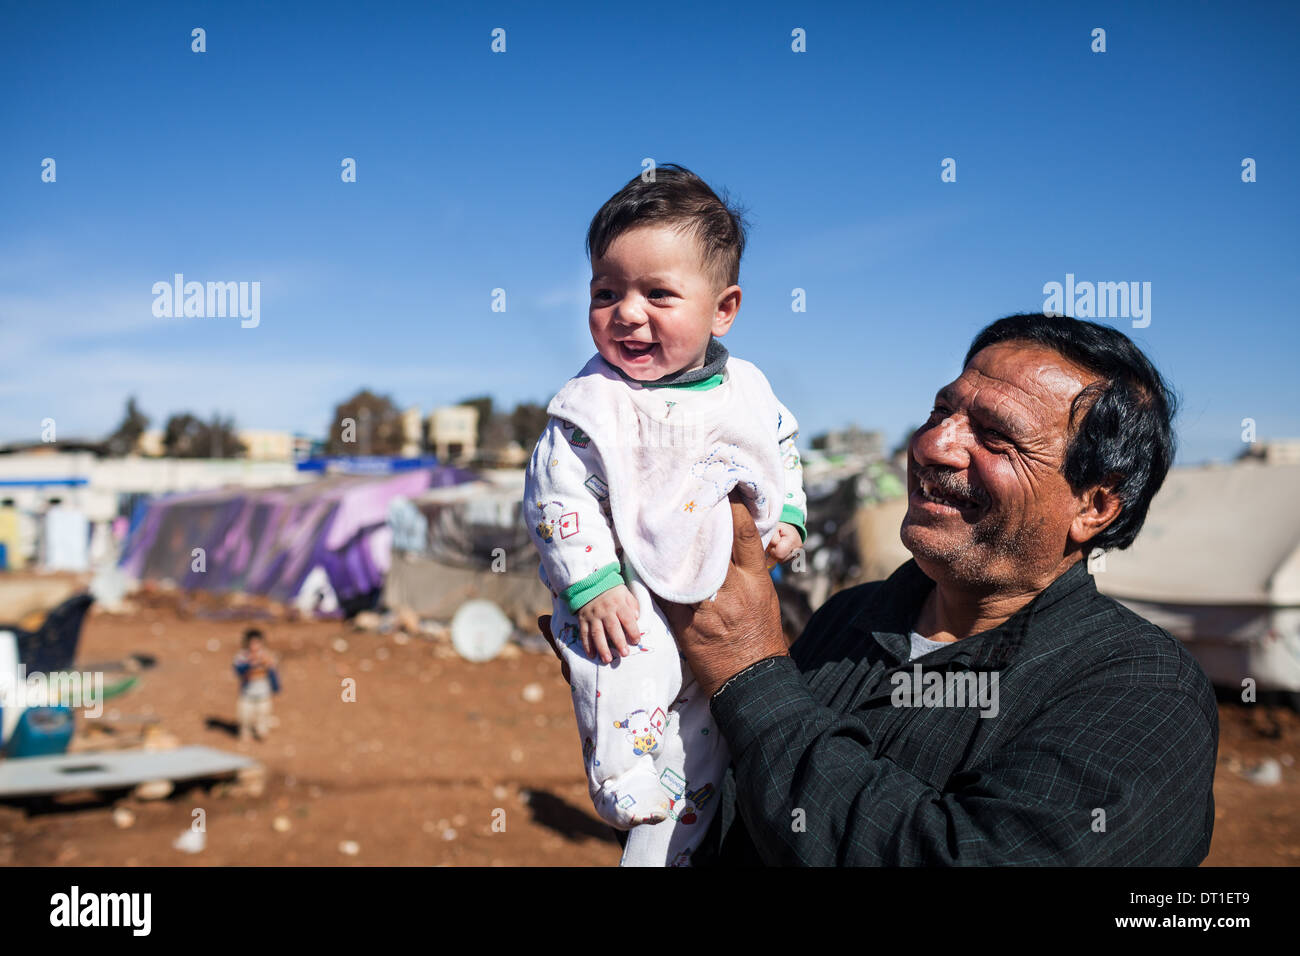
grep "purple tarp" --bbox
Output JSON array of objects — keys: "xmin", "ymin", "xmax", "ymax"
[{"xmin": 119, "ymin": 468, "xmax": 477, "ymax": 606}]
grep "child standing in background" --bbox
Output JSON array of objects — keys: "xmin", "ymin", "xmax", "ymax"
[{"xmin": 233, "ymin": 627, "xmax": 280, "ymax": 742}]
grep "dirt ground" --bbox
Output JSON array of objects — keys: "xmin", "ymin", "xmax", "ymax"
[{"xmin": 1, "ymin": 598, "xmax": 1296, "ymax": 867}]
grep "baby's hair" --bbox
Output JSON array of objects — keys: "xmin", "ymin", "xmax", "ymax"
[
  {"xmin": 242, "ymin": 627, "xmax": 265, "ymax": 647},
  {"xmin": 586, "ymin": 164, "xmax": 749, "ymax": 291}
]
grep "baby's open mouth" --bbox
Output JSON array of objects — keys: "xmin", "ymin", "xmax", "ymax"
[{"xmin": 617, "ymin": 341, "xmax": 658, "ymax": 362}]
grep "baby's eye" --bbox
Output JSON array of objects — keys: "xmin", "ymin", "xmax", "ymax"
[
  {"xmin": 591, "ymin": 290, "xmax": 614, "ymax": 302},
  {"xmin": 648, "ymin": 289, "xmax": 673, "ymax": 300}
]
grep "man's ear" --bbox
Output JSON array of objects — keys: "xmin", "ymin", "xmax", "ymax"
[
  {"xmin": 1069, "ymin": 479, "xmax": 1123, "ymax": 548},
  {"xmin": 711, "ymin": 285, "xmax": 742, "ymax": 336}
]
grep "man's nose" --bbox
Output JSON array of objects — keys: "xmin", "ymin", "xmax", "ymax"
[{"xmin": 912, "ymin": 413, "xmax": 973, "ymax": 469}]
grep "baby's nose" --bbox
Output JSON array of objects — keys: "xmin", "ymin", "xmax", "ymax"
[{"xmin": 614, "ymin": 301, "xmax": 648, "ymax": 327}]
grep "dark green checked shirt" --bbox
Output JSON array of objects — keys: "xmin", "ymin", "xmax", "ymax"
[{"xmin": 691, "ymin": 556, "xmax": 1219, "ymax": 866}]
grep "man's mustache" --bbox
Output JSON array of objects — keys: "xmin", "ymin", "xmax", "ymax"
[{"xmin": 913, "ymin": 466, "xmax": 990, "ymax": 509}]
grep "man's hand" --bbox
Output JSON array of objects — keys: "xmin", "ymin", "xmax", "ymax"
[
  {"xmin": 576, "ymin": 584, "xmax": 642, "ymax": 664},
  {"xmin": 661, "ymin": 491, "xmax": 788, "ymax": 698},
  {"xmin": 538, "ymin": 615, "xmax": 571, "ymax": 685},
  {"xmin": 766, "ymin": 521, "xmax": 802, "ymax": 562}
]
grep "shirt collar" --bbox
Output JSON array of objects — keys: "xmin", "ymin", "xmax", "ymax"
[{"xmin": 852, "ymin": 556, "xmax": 1095, "ymax": 670}]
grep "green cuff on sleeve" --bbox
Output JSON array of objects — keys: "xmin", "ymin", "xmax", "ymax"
[
  {"xmin": 561, "ymin": 562, "xmax": 624, "ymax": 612},
  {"xmin": 780, "ymin": 504, "xmax": 807, "ymax": 542}
]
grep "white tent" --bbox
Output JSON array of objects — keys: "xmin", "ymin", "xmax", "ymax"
[
  {"xmin": 382, "ymin": 472, "xmax": 552, "ymax": 629},
  {"xmin": 1096, "ymin": 463, "xmax": 1300, "ymax": 694}
]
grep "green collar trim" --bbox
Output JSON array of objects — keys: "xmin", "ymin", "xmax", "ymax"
[{"xmin": 643, "ymin": 373, "xmax": 725, "ymax": 391}]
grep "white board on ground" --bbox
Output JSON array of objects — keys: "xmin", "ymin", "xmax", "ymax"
[
  {"xmin": 0, "ymin": 745, "xmax": 258, "ymax": 798},
  {"xmin": 450, "ymin": 600, "xmax": 511, "ymax": 662}
]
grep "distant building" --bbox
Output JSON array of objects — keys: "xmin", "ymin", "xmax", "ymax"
[
  {"xmin": 238, "ymin": 429, "xmax": 295, "ymax": 462},
  {"xmin": 477, "ymin": 440, "xmax": 528, "ymax": 469},
  {"xmin": 812, "ymin": 426, "xmax": 885, "ymax": 460},
  {"xmin": 138, "ymin": 428, "xmax": 305, "ymax": 461},
  {"xmin": 137, "ymin": 429, "xmax": 165, "ymax": 457},
  {"xmin": 427, "ymin": 405, "xmax": 479, "ymax": 463},
  {"xmin": 291, "ymin": 433, "xmax": 320, "ymax": 461},
  {"xmin": 401, "ymin": 407, "xmax": 423, "ymax": 458},
  {"xmin": 1239, "ymin": 439, "xmax": 1300, "ymax": 466}
]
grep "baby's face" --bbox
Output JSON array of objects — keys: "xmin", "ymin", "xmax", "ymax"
[{"xmin": 588, "ymin": 225, "xmax": 734, "ymax": 381}]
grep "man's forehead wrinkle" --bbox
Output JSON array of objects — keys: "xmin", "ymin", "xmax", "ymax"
[
  {"xmin": 964, "ymin": 352, "xmax": 1093, "ymax": 430},
  {"xmin": 949, "ymin": 369, "xmax": 1044, "ymax": 432}
]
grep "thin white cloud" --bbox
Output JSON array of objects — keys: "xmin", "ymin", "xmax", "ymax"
[
  {"xmin": 534, "ymin": 267, "xmax": 592, "ymax": 311},
  {"xmin": 772, "ymin": 206, "xmax": 974, "ymax": 274},
  {"xmin": 0, "ymin": 290, "xmax": 169, "ymax": 356}
]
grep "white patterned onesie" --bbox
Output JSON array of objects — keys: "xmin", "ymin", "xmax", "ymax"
[{"xmin": 523, "ymin": 353, "xmax": 806, "ymax": 867}]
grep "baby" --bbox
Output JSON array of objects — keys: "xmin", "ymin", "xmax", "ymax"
[{"xmin": 523, "ymin": 165, "xmax": 806, "ymax": 866}]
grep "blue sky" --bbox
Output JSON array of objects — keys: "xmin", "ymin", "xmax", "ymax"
[{"xmin": 2, "ymin": 0, "xmax": 1297, "ymax": 464}]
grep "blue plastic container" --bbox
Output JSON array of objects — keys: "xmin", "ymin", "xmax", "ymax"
[{"xmin": 4, "ymin": 706, "xmax": 74, "ymax": 758}]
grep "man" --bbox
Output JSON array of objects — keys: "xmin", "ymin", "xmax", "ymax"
[
  {"xmin": 546, "ymin": 313, "xmax": 1218, "ymax": 865},
  {"xmin": 654, "ymin": 313, "xmax": 1218, "ymax": 865}
]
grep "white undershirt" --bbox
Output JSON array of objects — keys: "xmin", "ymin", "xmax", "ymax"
[{"xmin": 908, "ymin": 631, "xmax": 952, "ymax": 661}]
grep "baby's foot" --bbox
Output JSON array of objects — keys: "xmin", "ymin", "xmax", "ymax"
[{"xmin": 593, "ymin": 767, "xmax": 671, "ymax": 829}]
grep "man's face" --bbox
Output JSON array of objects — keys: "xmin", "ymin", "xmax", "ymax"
[
  {"xmin": 589, "ymin": 225, "xmax": 737, "ymax": 381},
  {"xmin": 900, "ymin": 341, "xmax": 1101, "ymax": 590}
]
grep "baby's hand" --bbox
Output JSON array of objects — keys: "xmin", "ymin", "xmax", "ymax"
[
  {"xmin": 766, "ymin": 522, "xmax": 803, "ymax": 562},
  {"xmin": 577, "ymin": 584, "xmax": 643, "ymax": 664}
]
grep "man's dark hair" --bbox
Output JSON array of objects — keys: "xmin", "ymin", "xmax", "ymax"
[
  {"xmin": 586, "ymin": 164, "xmax": 748, "ymax": 290},
  {"xmin": 242, "ymin": 627, "xmax": 265, "ymax": 647},
  {"xmin": 963, "ymin": 313, "xmax": 1178, "ymax": 552}
]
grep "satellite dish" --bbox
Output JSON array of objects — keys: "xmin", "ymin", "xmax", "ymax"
[{"xmin": 450, "ymin": 600, "xmax": 512, "ymax": 662}]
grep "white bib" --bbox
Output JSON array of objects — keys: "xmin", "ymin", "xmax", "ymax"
[{"xmin": 547, "ymin": 355, "xmax": 786, "ymax": 603}]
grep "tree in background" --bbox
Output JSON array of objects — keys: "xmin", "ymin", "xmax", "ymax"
[
  {"xmin": 162, "ymin": 412, "xmax": 247, "ymax": 458},
  {"xmin": 327, "ymin": 389, "xmax": 404, "ymax": 456},
  {"xmin": 105, "ymin": 396, "xmax": 150, "ymax": 457},
  {"xmin": 457, "ymin": 395, "xmax": 551, "ymax": 456},
  {"xmin": 509, "ymin": 402, "xmax": 550, "ymax": 449}
]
